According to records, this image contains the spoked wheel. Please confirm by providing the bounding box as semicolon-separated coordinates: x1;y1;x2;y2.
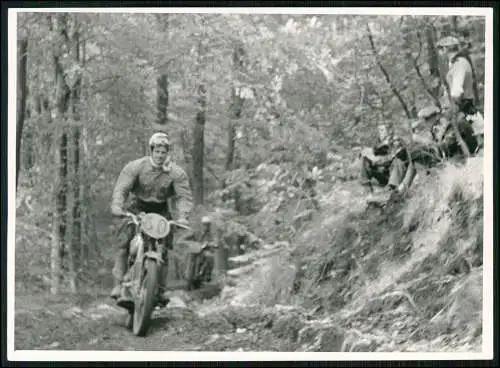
132;259;159;337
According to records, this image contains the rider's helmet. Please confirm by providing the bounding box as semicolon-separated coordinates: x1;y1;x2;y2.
149;132;170;152
201;216;211;224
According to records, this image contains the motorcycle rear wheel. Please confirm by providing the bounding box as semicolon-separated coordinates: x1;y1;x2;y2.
132;259;159;336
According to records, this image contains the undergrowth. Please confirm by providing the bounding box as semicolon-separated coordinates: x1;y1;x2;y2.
249;157;484;350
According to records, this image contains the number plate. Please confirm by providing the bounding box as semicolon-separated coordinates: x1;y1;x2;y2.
141;213;170;239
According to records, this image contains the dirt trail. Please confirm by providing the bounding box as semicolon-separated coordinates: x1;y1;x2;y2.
15;291;295;351
14;241;299;352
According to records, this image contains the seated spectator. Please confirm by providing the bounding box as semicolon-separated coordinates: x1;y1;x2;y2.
359;123;416;205
416;104;478;159
410;105;445;167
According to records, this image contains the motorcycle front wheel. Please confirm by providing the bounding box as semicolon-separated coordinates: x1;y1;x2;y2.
132;259;159;337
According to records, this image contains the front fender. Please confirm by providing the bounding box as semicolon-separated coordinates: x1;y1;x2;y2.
142;251;163;264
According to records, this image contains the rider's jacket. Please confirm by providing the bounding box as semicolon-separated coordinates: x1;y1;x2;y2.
111;156;193;219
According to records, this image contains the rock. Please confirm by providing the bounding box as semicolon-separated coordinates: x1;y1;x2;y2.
257;247;286;260
219;286;238;301
206;334;221;344
62;306;84;319
167;295;188;309
227;263;257;278
228;253;255;268
86;303;121;321
46;341;60;349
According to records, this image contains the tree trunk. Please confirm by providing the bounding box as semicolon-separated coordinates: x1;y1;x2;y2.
452;16;458;34
225;43;246;173
156;74;169;126
426;26;441;98
66;132;77;293
192;83;206;206
366;23;412;119
402;25;442;111
80;124;91;263
225;120;236;172
67;24;82;293
50;124;62;295
79;36;91;264
179;127;194;192
50;14;72;294
16;38;28;190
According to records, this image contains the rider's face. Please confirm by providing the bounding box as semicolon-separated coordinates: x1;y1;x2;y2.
151;145;168;166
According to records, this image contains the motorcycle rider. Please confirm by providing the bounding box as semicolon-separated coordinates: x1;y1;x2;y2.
110;132;193;306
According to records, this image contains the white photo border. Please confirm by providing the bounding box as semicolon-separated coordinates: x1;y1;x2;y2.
6;6;494;362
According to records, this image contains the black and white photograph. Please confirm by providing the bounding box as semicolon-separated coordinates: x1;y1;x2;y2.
6;6;494;362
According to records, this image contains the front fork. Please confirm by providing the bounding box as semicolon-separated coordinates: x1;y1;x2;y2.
126;239;166;296
145;239;166;292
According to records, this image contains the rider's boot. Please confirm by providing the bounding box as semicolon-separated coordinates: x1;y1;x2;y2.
111;249;128;300
156;263;170;308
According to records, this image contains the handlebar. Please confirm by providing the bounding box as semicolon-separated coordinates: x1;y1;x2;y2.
123;212;192;231
124;212;141;225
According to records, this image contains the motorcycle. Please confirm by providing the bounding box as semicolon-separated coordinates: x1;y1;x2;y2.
117;212;190;337
181;240;218;291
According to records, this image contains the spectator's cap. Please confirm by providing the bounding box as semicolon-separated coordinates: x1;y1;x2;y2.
436;36;460;48
418;105;440;120
201;216;211;224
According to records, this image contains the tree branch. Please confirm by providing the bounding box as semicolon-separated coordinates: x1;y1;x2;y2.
366;23;412;118
412;31;441;108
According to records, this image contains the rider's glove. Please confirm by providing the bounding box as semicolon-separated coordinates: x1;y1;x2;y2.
112;207;131;218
